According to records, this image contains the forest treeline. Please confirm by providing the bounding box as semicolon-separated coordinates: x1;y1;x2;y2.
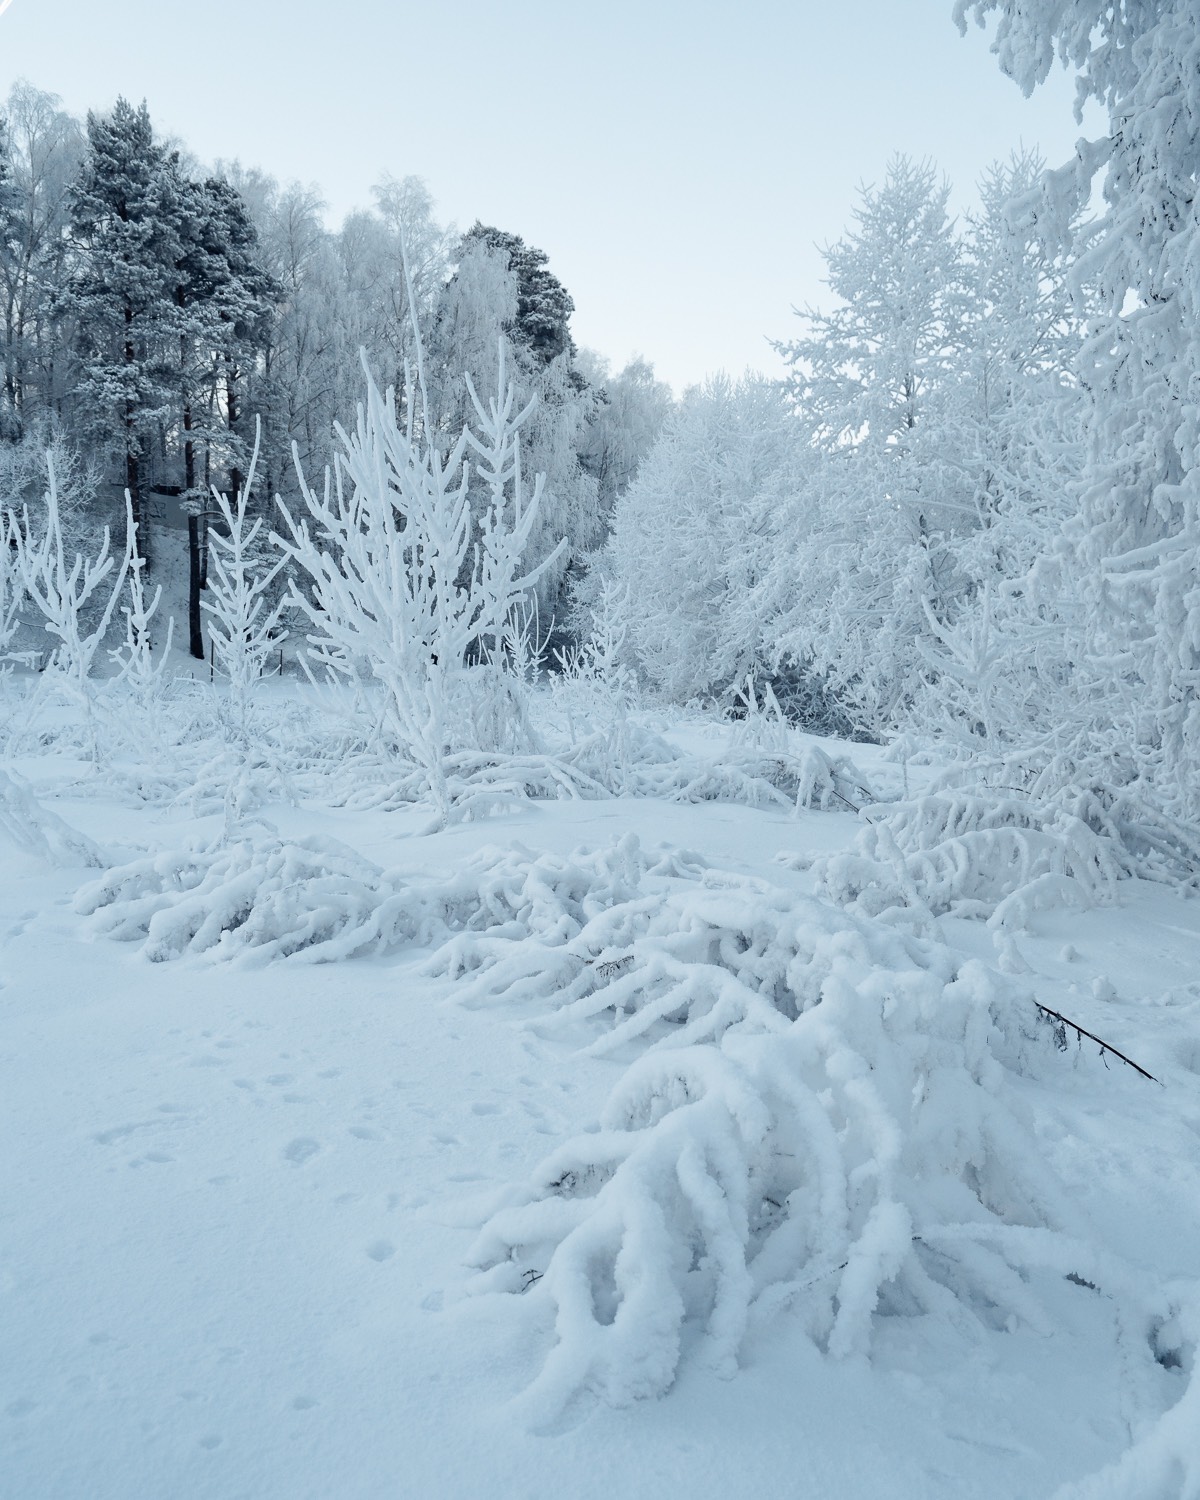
0;84;671;656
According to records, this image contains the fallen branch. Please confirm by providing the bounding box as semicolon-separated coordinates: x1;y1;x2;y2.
1034;1001;1161;1085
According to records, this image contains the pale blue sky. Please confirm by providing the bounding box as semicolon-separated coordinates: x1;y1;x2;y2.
0;0;1097;390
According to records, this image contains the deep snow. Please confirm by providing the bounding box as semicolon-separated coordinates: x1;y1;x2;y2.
2;703;1199;1500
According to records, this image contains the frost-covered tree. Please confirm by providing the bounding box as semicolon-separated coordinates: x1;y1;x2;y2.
576;352;675;520
0;111;18;440
203;427;285;747
769;159;970;729
431;231;598;612
173;175;278;657
0;421;101;564
956;0;1200;828
11;457;131;764
461;222;576;366
276;346;564;824
0;84;84;444
606;373;802;703
776;157;967;503
216;168;335;504
66;99;184;569
355;174;454;398
908;152;1089;749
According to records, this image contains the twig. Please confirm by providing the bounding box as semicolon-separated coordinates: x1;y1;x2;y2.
1034;1001;1162;1085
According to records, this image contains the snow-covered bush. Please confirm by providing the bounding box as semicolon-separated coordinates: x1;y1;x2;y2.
275;342;564;825
441;844;1168;1422
76;836;420;964
75;830;679;969
107;528;174;741
10;460;131;764
815;786;1123;968
73;823;1184;1430
549;578;640;784
0;768;109;868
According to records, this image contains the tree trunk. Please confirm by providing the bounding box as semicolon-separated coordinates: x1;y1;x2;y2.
183;383;204;659
226;354;242;502
124;302;146;569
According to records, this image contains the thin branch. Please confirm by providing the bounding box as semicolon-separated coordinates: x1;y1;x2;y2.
1034;1001;1162;1085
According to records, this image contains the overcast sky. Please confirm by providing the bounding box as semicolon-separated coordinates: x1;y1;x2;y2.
0;0;1098;391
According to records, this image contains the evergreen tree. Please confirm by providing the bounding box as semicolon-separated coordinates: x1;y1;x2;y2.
461;222;577;367
66;98;184;569
174;176;278;657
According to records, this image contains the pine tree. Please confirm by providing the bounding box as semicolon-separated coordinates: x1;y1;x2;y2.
66;98;184;570
461;222;577;367
174;176;278;657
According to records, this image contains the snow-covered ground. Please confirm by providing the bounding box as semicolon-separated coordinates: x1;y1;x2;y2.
2;687;1198;1500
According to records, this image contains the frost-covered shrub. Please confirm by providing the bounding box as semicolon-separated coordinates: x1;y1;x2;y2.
10;461;131;765
75;831;682;967
815;786;1122;966
453;850;1166;1421
549;578;640;785
76;836;432;964
203;426;287;748
76;825;1184;1429
275;342;564;825
0;768;109;868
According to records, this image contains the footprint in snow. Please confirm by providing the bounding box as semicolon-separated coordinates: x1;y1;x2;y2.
283;1137;320;1165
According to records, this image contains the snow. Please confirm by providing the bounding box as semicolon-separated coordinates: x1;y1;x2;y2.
3;687;1198;1499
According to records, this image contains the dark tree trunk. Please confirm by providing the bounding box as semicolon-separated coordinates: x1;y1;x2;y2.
124;302;146;569
184;382;204;659
226;354;242;503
